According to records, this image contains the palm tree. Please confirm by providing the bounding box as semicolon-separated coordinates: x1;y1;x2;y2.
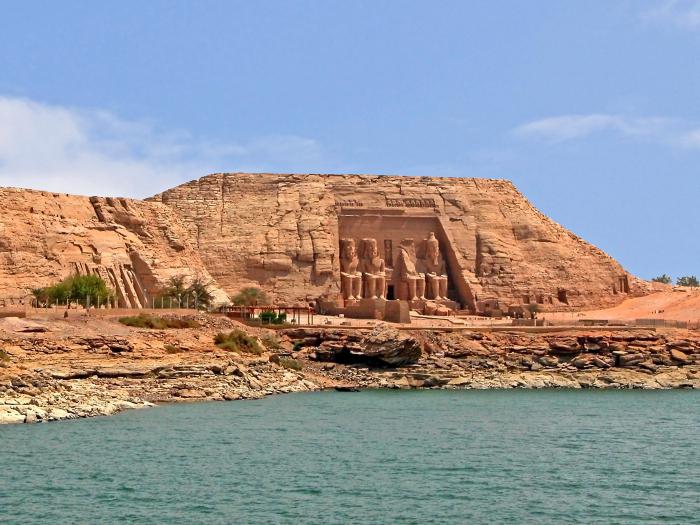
232;287;269;306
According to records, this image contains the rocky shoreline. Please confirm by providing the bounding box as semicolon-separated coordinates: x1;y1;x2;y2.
1;314;698;425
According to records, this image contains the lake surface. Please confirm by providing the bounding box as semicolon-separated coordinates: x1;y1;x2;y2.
1;390;699;524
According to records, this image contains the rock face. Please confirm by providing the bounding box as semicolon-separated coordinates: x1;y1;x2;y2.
0;188;228;306
0;173;644;313
150;173;643;313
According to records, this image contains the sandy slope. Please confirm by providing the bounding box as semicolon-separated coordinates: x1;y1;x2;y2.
569;288;700;322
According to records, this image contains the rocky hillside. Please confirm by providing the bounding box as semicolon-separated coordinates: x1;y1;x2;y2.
0;173;647;312
0;188;228;306
151;173;644;311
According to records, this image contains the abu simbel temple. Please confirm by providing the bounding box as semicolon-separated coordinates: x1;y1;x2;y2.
0;173;643;318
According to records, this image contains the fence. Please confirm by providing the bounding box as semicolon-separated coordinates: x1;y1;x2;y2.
220;305;315;326
633;319;700;330
4;295;208;311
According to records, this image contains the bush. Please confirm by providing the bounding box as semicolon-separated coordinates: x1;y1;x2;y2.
676;275;699;287
279;356;303;371
232;287;269;306
214;329;264;355
164;344;184;354
0;348;9;362
261;333;282;350
33;275;113;307
259;311;287;325
652;274;672;284
119;314;200;329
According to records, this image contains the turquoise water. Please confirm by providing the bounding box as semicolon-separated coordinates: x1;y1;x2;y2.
1;390;699;524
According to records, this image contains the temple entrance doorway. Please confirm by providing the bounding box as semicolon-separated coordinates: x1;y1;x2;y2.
386;284;395;300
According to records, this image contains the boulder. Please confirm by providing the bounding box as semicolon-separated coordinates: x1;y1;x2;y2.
537;355;559;367
0;408;26;424
356;325;422;366
670;349;690;365
618;353;645;367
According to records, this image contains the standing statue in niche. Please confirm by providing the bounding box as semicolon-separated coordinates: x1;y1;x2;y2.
340;238;362;300
393;238;426;301
359;238;386;299
421;232;449;300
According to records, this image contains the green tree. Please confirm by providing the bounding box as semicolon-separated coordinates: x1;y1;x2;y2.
232;287;269;306
652;274;672;284
187;275;214;309
157;274;215;309
35;275;112;307
676;275;699;287
161;275;188;305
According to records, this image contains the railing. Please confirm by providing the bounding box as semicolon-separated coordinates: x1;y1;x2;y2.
219;305;315;326
632;319;699;330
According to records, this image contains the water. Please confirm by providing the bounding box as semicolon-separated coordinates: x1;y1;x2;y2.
1;390;699;524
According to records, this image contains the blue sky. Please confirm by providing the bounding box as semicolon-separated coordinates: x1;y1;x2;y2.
0;0;698;279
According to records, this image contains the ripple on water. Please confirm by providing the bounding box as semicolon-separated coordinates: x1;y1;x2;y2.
0;390;699;524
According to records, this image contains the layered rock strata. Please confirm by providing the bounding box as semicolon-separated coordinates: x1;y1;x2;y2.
1;314;698;424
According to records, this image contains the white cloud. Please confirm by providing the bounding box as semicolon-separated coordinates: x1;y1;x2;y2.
513;113;700;150
512;114;673;143
678;128;700;147
641;0;700;30
0;96;328;198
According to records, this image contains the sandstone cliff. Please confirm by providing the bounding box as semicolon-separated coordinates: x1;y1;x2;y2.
150;173;642;312
0;188;228;306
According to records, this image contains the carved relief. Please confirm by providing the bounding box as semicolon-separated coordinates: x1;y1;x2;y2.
385;198;436;208
383;239;393;268
335;199;364;207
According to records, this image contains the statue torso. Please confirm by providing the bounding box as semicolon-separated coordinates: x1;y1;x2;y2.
341;256;359;274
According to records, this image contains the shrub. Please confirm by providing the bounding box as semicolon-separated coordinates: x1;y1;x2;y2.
33;275;113;307
259;311;287;324
214;329;264;355
119;314;200;329
232;287;269;306
0;348;9;362
652;274;672;284
279;357;303;371
676;275;699;287
261;333;282;350
164;344;183;354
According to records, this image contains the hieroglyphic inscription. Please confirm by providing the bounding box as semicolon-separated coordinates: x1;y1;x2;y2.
335;198;437;208
385;198;436;208
335;200;364;207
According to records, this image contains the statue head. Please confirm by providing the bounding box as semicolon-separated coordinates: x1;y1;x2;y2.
340;238;357;260
426;232;440;261
361;238;379;259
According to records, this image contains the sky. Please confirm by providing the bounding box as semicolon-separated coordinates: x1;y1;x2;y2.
0;0;698;280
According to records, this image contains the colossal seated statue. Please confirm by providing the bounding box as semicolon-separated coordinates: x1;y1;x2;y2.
420;232;448;300
340;238;362;300
359;238;386;299
393;238;426;301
